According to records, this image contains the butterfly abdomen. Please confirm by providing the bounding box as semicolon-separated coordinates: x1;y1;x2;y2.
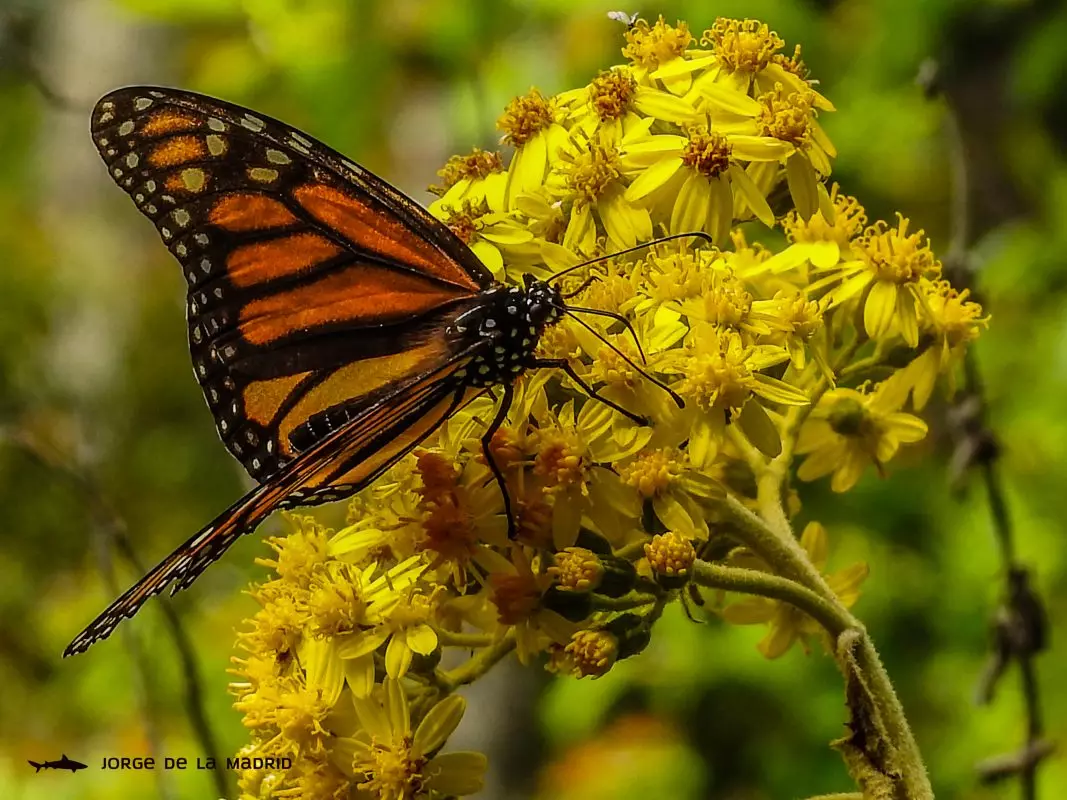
448;279;564;387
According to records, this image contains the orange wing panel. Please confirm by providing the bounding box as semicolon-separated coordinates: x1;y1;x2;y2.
275;339;453;455
242;372;312;427
227;234;344;287
209;194;299;231
238;264;469;345
141;111;200;136
293;183;481;292
147;135;206;168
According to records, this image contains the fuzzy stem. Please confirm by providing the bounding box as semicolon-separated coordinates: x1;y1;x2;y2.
691;561;851;635
717;491;933;799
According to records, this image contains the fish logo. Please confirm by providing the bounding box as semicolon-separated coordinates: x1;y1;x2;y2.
28;754;88;773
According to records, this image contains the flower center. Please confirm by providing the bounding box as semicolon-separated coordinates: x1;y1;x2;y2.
533;432;587;491
430;147;503;194
589;68;638;121
681;127;732;177
561;140;623;205
783;185;867;247
490;571;542;625
497;89;556;146
679;333;753;411
619;448;682;497
702;18;785;74
702;273;753;327
859;216;941;284
358;737;427;800
758;85;814;145
622;16;693;69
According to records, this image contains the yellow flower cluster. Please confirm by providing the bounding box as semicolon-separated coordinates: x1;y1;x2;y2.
229;16;986;798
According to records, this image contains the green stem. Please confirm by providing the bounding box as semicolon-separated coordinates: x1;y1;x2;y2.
591;591;658;611
435;632;516;692
716;495;932;799
691;561;851;636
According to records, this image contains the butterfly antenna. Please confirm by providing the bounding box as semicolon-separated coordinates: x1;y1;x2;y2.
565;311;684;408
566;305;647;363
549;231;714;283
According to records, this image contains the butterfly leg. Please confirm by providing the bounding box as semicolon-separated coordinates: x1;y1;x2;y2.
481;383;518;539
532;358;649;426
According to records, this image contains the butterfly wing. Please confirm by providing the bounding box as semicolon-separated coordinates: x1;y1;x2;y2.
64;356;482;657
90;86;493;481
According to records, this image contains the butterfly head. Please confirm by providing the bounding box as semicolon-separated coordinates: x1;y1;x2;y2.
522;273;565;331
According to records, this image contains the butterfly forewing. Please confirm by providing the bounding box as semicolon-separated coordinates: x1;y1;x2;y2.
90;86;491;481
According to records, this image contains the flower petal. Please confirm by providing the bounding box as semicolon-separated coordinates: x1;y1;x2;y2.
425;751;488;796
414;695;467;755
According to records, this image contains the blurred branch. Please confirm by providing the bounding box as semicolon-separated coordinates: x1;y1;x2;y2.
917;58;1053;799
3;426;230;799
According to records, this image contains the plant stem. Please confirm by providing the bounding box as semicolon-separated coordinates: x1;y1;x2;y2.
716;491;933;799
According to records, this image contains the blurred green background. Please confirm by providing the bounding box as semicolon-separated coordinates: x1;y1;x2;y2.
1;0;1064;798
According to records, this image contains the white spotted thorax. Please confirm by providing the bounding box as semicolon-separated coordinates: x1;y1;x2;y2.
447;276;564;386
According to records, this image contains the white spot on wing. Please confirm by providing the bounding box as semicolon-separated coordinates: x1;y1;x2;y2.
134;97;153;111
241;113;265;132
118;121;135;136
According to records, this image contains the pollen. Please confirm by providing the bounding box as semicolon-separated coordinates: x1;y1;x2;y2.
681;127;732;178
490;570;542;625
548;547;603;592
702;273;753;327
702;17;785;74
678;331;754;411
564;629;618;678
440;199;487;244
497;88;557;146
758;85;815;146
589;68;638;121
589;343;638;388
307;567;368;637
619;448;683;498
622;16;693;69
415;450;459;506
535;321;581;361
783;184;867;246
431;147;503;194
559;140;623;205
644;531;696;578
924;280;988;345
858;215;941;284
533;431;587;491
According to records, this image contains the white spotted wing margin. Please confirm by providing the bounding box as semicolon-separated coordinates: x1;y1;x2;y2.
64;357;476;657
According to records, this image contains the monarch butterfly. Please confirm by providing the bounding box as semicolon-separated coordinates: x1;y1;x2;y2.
65;86;686;657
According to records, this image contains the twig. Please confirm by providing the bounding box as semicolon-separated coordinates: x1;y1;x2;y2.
5;429;230;797
918;58;1050;799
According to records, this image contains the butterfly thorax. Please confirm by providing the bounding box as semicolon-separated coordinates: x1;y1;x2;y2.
447;278;564;387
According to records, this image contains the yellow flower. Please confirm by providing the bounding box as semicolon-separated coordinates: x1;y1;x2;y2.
618;448;721;539
622;120;791;243
754;183;868;276
817;215;942;347
430;197;534;279
723;521;868;658
547;129;653;255
333;681;487;799
530;399;643;548
796;381;929;492
498;88;569;207
699;18;834;112
428;147;507;214
556;67;700;139
622;16;697;93
892;279;989;409
663;324;808;462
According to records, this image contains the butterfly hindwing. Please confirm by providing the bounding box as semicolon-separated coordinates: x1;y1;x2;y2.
90;86;492;481
63;356;479;657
